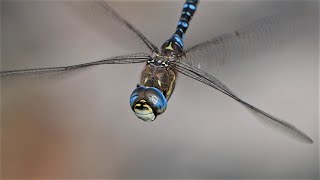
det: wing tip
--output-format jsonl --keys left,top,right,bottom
{"left": 302, "top": 135, "right": 313, "bottom": 144}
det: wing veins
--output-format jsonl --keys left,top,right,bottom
{"left": 97, "top": 1, "right": 159, "bottom": 53}
{"left": 172, "top": 60, "right": 313, "bottom": 144}
{"left": 1, "top": 53, "right": 150, "bottom": 76}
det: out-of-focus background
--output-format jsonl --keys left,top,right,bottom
{"left": 1, "top": 0, "right": 318, "bottom": 179}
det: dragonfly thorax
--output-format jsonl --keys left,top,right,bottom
{"left": 147, "top": 52, "right": 177, "bottom": 67}
{"left": 129, "top": 53, "right": 178, "bottom": 121}
{"left": 142, "top": 54, "right": 177, "bottom": 100}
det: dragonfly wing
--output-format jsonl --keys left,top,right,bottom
{"left": 1, "top": 53, "right": 150, "bottom": 77}
{"left": 182, "top": 3, "right": 317, "bottom": 72}
{"left": 97, "top": 1, "right": 158, "bottom": 53}
{"left": 172, "top": 60, "right": 313, "bottom": 144}
{"left": 3, "top": 1, "right": 156, "bottom": 76}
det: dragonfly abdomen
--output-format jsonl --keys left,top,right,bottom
{"left": 161, "top": 0, "right": 199, "bottom": 55}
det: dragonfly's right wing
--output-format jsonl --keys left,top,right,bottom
{"left": 182, "top": 3, "right": 317, "bottom": 71}
{"left": 1, "top": 53, "right": 150, "bottom": 77}
{"left": 97, "top": 1, "right": 159, "bottom": 53}
{"left": 172, "top": 60, "right": 314, "bottom": 144}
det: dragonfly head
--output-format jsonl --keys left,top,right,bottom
{"left": 130, "top": 85, "right": 167, "bottom": 121}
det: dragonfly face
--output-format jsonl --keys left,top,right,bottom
{"left": 130, "top": 85, "right": 167, "bottom": 121}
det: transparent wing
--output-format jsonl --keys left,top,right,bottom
{"left": 97, "top": 1, "right": 158, "bottom": 53}
{"left": 1, "top": 53, "right": 150, "bottom": 77}
{"left": 2, "top": 1, "right": 156, "bottom": 77}
{"left": 171, "top": 60, "right": 313, "bottom": 144}
{"left": 182, "top": 3, "right": 317, "bottom": 71}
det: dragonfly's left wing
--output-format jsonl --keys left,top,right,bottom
{"left": 1, "top": 53, "right": 150, "bottom": 77}
{"left": 97, "top": 1, "right": 159, "bottom": 53}
{"left": 171, "top": 60, "right": 313, "bottom": 144}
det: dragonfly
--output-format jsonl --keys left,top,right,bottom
{"left": 1, "top": 0, "right": 314, "bottom": 144}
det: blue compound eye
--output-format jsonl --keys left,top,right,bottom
{"left": 129, "top": 86, "right": 167, "bottom": 121}
{"left": 144, "top": 87, "right": 167, "bottom": 115}
{"left": 129, "top": 86, "right": 146, "bottom": 108}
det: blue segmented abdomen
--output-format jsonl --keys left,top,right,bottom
{"left": 175, "top": 0, "right": 198, "bottom": 42}
{"left": 161, "top": 0, "right": 199, "bottom": 54}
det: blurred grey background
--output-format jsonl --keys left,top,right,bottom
{"left": 1, "top": 0, "right": 318, "bottom": 179}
